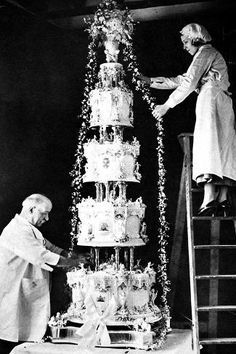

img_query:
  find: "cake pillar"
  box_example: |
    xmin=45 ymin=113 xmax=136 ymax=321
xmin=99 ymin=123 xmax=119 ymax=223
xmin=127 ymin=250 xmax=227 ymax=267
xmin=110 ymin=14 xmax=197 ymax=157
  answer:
xmin=90 ymin=248 xmax=94 ymax=265
xmin=95 ymin=248 xmax=100 ymax=271
xmin=130 ymin=247 xmax=134 ymax=271
xmin=124 ymin=248 xmax=129 ymax=269
xmin=95 ymin=183 xmax=100 ymax=201
xmin=105 ymin=182 xmax=109 ymax=201
xmin=115 ymin=247 xmax=120 ymax=269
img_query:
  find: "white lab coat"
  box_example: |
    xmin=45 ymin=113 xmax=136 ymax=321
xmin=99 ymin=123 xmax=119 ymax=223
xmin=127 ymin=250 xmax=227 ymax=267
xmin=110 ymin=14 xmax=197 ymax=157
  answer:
xmin=151 ymin=44 xmax=236 ymax=182
xmin=0 ymin=214 xmax=60 ymax=342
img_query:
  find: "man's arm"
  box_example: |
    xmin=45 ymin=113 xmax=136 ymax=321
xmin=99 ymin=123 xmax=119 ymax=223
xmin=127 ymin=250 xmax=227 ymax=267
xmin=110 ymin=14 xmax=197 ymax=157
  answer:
xmin=44 ymin=238 xmax=86 ymax=259
xmin=44 ymin=238 xmax=65 ymax=255
xmin=56 ymin=253 xmax=90 ymax=268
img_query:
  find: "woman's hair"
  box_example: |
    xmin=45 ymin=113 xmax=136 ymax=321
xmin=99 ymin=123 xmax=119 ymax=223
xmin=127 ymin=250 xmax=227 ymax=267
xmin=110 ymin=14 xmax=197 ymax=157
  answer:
xmin=180 ymin=23 xmax=212 ymax=45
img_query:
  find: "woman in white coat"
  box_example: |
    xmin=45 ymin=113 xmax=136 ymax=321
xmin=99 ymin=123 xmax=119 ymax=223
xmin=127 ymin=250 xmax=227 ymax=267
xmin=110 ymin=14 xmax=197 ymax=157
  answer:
xmin=140 ymin=23 xmax=236 ymax=216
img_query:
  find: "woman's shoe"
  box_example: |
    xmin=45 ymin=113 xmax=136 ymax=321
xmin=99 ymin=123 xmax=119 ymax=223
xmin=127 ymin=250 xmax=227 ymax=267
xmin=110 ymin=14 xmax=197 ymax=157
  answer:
xmin=217 ymin=200 xmax=231 ymax=217
xmin=198 ymin=200 xmax=218 ymax=216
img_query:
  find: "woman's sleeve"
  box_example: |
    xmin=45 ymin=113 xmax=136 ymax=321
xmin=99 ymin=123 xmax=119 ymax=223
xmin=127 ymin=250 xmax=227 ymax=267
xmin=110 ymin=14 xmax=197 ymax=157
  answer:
xmin=165 ymin=49 xmax=214 ymax=108
xmin=150 ymin=75 xmax=183 ymax=90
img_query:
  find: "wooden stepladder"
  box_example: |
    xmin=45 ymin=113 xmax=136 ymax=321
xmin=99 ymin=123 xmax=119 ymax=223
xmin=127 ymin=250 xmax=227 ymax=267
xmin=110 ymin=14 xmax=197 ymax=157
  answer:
xmin=169 ymin=133 xmax=236 ymax=354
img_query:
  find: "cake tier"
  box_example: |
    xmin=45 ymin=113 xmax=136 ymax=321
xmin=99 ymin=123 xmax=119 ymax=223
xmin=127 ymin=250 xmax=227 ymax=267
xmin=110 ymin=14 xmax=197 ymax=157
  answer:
xmin=89 ymin=86 xmax=133 ymax=127
xmin=99 ymin=63 xmax=124 ymax=88
xmin=76 ymin=197 xmax=146 ymax=244
xmin=89 ymin=63 xmax=133 ymax=128
xmin=66 ymin=264 xmax=161 ymax=325
xmin=83 ymin=138 xmax=141 ymax=183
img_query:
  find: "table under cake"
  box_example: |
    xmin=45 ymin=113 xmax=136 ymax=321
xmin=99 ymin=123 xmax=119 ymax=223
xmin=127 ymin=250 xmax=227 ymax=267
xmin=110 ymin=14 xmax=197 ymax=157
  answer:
xmin=10 ymin=329 xmax=194 ymax=354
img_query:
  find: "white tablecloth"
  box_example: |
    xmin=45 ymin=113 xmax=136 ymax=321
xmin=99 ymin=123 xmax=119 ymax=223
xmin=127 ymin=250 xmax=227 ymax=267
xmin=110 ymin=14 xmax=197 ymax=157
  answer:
xmin=10 ymin=329 xmax=195 ymax=354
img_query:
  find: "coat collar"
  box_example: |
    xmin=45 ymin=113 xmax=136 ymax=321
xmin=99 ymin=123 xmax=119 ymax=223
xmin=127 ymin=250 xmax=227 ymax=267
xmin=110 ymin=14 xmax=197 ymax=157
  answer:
xmin=14 ymin=214 xmax=44 ymax=240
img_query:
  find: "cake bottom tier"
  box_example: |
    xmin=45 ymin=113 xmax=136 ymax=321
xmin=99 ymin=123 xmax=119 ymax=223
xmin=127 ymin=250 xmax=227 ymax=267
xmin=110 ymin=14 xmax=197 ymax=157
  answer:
xmin=67 ymin=309 xmax=162 ymax=326
xmin=50 ymin=317 xmax=164 ymax=350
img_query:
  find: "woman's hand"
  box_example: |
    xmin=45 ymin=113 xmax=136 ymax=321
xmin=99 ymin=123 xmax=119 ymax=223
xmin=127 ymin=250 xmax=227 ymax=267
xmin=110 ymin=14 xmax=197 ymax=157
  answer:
xmin=152 ymin=104 xmax=170 ymax=119
xmin=137 ymin=74 xmax=151 ymax=85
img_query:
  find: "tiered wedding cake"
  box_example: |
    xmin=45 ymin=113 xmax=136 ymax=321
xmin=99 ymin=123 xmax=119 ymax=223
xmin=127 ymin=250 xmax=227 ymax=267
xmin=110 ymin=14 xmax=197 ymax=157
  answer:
xmin=61 ymin=1 xmax=164 ymax=349
xmin=66 ymin=60 xmax=161 ymax=326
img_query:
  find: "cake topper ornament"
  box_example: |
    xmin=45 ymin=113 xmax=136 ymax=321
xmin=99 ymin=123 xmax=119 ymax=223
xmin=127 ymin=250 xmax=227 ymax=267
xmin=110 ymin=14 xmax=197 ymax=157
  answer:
xmin=85 ymin=0 xmax=134 ymax=45
xmin=85 ymin=0 xmax=134 ymax=62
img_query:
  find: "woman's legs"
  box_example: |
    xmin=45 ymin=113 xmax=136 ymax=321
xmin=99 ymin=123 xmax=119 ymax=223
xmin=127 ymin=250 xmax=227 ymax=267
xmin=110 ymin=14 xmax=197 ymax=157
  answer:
xmin=199 ymin=183 xmax=230 ymax=216
xmin=217 ymin=185 xmax=228 ymax=203
xmin=200 ymin=182 xmax=216 ymax=208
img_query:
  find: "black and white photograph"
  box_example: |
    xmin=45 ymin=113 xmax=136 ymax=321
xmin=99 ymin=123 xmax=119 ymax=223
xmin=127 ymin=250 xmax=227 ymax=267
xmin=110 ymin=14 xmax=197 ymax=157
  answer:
xmin=0 ymin=1 xmax=236 ymax=353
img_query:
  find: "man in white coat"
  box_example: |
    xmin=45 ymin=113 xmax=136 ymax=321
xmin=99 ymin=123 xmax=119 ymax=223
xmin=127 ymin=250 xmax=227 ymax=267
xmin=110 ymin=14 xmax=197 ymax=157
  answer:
xmin=0 ymin=193 xmax=89 ymax=354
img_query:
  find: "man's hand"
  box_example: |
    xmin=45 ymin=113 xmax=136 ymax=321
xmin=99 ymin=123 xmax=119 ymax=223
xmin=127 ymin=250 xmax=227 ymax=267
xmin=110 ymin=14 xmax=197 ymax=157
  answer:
xmin=76 ymin=252 xmax=91 ymax=265
xmin=152 ymin=104 xmax=170 ymax=119
xmin=57 ymin=252 xmax=91 ymax=268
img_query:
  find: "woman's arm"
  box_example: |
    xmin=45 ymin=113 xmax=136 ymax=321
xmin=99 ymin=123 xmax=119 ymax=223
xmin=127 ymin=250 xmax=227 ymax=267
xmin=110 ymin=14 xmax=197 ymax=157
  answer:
xmin=150 ymin=75 xmax=183 ymax=90
xmin=165 ymin=47 xmax=214 ymax=108
xmin=138 ymin=74 xmax=182 ymax=89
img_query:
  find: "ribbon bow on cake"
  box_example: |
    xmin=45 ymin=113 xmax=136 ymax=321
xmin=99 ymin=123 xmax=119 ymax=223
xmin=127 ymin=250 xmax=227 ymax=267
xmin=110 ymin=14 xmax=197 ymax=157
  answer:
xmin=76 ymin=293 xmax=117 ymax=348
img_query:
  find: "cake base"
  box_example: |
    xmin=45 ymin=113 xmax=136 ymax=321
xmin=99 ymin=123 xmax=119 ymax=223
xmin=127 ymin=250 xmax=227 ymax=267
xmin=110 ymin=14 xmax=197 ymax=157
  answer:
xmin=50 ymin=318 xmax=163 ymax=350
xmin=52 ymin=330 xmax=154 ymax=349
xmin=77 ymin=239 xmax=146 ymax=247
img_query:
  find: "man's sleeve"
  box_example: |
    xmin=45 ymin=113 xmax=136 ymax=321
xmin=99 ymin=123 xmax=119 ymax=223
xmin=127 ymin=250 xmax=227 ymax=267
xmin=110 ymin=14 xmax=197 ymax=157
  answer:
xmin=44 ymin=238 xmax=64 ymax=255
xmin=0 ymin=226 xmax=60 ymax=271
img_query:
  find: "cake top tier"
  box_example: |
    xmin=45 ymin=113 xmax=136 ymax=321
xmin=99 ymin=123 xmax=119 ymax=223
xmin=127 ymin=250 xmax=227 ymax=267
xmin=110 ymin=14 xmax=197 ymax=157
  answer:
xmin=98 ymin=62 xmax=125 ymax=88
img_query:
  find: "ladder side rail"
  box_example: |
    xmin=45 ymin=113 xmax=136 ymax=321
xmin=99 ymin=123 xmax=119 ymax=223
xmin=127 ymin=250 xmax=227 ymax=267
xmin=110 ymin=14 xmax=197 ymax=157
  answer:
xmin=168 ymin=157 xmax=186 ymax=309
xmin=183 ymin=135 xmax=200 ymax=354
xmin=208 ymin=220 xmax=220 ymax=338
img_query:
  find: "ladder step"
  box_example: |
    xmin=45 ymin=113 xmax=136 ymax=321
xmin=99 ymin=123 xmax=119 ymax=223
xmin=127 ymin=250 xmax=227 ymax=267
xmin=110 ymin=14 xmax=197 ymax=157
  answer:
xmin=198 ymin=305 xmax=236 ymax=312
xmin=191 ymin=188 xmax=202 ymax=193
xmin=200 ymin=337 xmax=236 ymax=345
xmin=193 ymin=216 xmax=236 ymax=220
xmin=195 ymin=245 xmax=236 ymax=249
xmin=196 ymin=274 xmax=236 ymax=280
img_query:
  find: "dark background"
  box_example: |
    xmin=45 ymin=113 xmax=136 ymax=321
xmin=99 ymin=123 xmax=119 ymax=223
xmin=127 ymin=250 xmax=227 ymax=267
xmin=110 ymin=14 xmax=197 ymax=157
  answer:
xmin=0 ymin=1 xmax=236 ymax=350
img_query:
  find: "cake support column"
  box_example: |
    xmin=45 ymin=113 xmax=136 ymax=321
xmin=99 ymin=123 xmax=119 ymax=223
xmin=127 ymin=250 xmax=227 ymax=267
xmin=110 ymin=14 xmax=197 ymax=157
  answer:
xmin=95 ymin=248 xmax=100 ymax=270
xmin=115 ymin=247 xmax=120 ymax=269
xmin=90 ymin=248 xmax=94 ymax=265
xmin=95 ymin=183 xmax=100 ymax=201
xmin=124 ymin=248 xmax=129 ymax=269
xmin=130 ymin=247 xmax=134 ymax=270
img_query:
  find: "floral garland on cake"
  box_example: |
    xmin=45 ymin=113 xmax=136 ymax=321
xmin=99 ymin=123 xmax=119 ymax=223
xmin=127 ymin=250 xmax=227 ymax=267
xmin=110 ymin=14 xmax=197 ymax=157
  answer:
xmin=123 ymin=42 xmax=171 ymax=327
xmin=69 ymin=39 xmax=98 ymax=248
xmin=70 ymin=0 xmax=170 ymax=347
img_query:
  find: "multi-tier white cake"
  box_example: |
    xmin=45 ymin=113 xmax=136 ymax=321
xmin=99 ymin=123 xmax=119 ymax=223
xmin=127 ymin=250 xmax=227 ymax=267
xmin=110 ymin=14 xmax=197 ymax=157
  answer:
xmin=61 ymin=1 xmax=164 ymax=349
xmin=66 ymin=56 xmax=162 ymax=344
xmin=77 ymin=61 xmax=146 ymax=247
